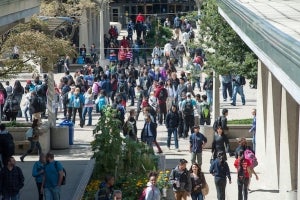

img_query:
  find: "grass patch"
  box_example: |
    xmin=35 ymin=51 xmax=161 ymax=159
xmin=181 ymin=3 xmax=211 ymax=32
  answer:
xmin=227 ymin=118 xmax=252 ymax=125
xmin=3 ymin=121 xmax=31 ymax=127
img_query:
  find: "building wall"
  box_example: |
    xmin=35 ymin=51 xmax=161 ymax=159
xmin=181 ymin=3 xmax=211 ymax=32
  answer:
xmin=0 ymin=0 xmax=41 ymax=27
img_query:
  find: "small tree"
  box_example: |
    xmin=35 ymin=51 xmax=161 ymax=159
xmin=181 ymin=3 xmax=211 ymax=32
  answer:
xmin=91 ymin=106 xmax=158 ymax=179
xmin=197 ymin=0 xmax=258 ymax=87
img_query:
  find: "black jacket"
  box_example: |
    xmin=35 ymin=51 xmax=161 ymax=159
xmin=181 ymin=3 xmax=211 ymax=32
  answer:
xmin=166 ymin=111 xmax=180 ymax=128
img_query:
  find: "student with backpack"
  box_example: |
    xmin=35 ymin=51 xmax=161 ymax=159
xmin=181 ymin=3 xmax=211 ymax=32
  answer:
xmin=200 ymin=95 xmax=211 ymax=125
xmin=234 ymin=150 xmax=258 ymax=200
xmin=3 ymin=93 xmax=20 ymax=121
xmin=203 ymin=72 xmax=213 ymax=106
xmin=231 ymin=74 xmax=246 ymax=106
xmin=180 ymin=92 xmax=196 ymax=138
xmin=42 ymin=152 xmax=65 ymax=199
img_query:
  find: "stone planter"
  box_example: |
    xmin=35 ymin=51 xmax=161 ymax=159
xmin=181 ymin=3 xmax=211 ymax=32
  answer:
xmin=200 ymin=124 xmax=252 ymax=151
xmin=6 ymin=123 xmax=51 ymax=155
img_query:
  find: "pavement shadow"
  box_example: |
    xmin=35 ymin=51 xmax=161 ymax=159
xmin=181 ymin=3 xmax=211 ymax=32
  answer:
xmin=249 ymin=189 xmax=279 ymax=193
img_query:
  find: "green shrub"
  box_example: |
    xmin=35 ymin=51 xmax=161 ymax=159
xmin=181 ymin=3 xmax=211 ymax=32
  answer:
xmin=227 ymin=118 xmax=252 ymax=124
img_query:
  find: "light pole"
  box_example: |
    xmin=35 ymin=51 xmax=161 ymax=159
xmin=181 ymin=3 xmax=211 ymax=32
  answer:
xmin=95 ymin=0 xmax=108 ymax=61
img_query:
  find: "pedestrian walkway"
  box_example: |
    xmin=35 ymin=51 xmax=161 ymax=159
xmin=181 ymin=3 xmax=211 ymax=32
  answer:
xmin=3 ymin=28 xmax=279 ymax=200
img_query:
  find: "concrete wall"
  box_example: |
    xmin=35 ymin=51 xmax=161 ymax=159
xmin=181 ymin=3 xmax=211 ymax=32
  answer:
xmin=0 ymin=0 xmax=41 ymax=27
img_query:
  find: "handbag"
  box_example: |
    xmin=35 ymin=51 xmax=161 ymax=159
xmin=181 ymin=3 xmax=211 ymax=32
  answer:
xmin=201 ymin=182 xmax=209 ymax=196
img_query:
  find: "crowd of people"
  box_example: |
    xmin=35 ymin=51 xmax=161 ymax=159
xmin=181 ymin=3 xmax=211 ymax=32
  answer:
xmin=0 ymin=12 xmax=257 ymax=200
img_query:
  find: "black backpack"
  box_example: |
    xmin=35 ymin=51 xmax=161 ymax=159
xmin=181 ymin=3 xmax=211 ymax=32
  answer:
xmin=158 ymin=88 xmax=167 ymax=101
xmin=118 ymin=81 xmax=126 ymax=93
xmin=183 ymin=100 xmax=193 ymax=116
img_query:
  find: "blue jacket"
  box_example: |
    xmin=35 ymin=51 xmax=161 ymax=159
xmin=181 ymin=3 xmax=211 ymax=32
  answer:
xmin=32 ymin=161 xmax=44 ymax=183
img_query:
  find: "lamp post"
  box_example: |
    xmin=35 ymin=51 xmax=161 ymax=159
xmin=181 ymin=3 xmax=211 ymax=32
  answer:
xmin=95 ymin=0 xmax=108 ymax=61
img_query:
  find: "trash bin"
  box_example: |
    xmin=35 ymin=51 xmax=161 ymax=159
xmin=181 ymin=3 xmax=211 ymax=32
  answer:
xmin=59 ymin=120 xmax=74 ymax=145
xmin=50 ymin=126 xmax=69 ymax=149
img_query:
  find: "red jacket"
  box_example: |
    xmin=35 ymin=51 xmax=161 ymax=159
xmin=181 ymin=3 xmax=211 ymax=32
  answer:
xmin=234 ymin=158 xmax=251 ymax=178
xmin=136 ymin=14 xmax=145 ymax=23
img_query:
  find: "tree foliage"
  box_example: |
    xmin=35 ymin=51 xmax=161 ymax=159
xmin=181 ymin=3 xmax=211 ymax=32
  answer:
xmin=197 ymin=0 xmax=258 ymax=87
xmin=91 ymin=106 xmax=158 ymax=179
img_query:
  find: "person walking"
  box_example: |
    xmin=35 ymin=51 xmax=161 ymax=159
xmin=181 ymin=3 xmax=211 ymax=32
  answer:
xmin=203 ymin=72 xmax=213 ymax=106
xmin=231 ymin=75 xmax=246 ymax=106
xmin=20 ymin=119 xmax=42 ymax=162
xmin=42 ymin=152 xmax=64 ymax=200
xmin=249 ymin=108 xmax=256 ymax=152
xmin=32 ymin=153 xmax=46 ymax=200
xmin=0 ymin=82 xmax=8 ymax=119
xmin=123 ymin=109 xmax=138 ymax=141
xmin=169 ymin=159 xmax=192 ymax=200
xmin=189 ymin=163 xmax=207 ymax=200
xmin=212 ymin=126 xmax=230 ymax=161
xmin=141 ymin=114 xmax=157 ymax=149
xmin=165 ymin=105 xmax=180 ymax=151
xmin=189 ymin=125 xmax=207 ymax=167
xmin=181 ymin=92 xmax=196 ymax=138
xmin=0 ymin=157 xmax=24 ymax=200
xmin=199 ymin=95 xmax=211 ymax=125
xmin=154 ymin=81 xmax=168 ymax=125
xmin=221 ymin=74 xmax=232 ymax=102
xmin=209 ymin=151 xmax=232 ymax=200
xmin=144 ymin=171 xmax=161 ymax=200
xmin=0 ymin=124 xmax=14 ymax=169
xmin=234 ymin=150 xmax=259 ymax=200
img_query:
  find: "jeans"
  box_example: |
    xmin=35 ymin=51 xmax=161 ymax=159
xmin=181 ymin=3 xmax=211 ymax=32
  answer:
xmin=133 ymin=52 xmax=140 ymax=65
xmin=232 ymin=85 xmax=245 ymax=105
xmin=191 ymin=192 xmax=203 ymax=200
xmin=174 ymin=191 xmax=188 ymax=200
xmin=252 ymin=132 xmax=256 ymax=152
xmin=192 ymin=77 xmax=201 ymax=90
xmin=72 ymin=107 xmax=83 ymax=126
xmin=191 ymin=152 xmax=202 ymax=166
xmin=23 ymin=140 xmax=42 ymax=157
xmin=167 ymin=128 xmax=179 ymax=149
xmin=238 ymin=178 xmax=249 ymax=200
xmin=215 ymin=177 xmax=227 ymax=200
xmin=206 ymin=89 xmax=213 ymax=105
xmin=44 ymin=186 xmax=61 ymax=200
xmin=82 ymin=106 xmax=93 ymax=125
xmin=24 ymin=106 xmax=32 ymax=122
xmin=222 ymin=82 xmax=232 ymax=100
xmin=2 ymin=193 xmax=20 ymax=200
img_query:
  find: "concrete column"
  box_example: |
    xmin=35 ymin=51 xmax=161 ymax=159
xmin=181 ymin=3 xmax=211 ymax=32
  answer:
xmin=99 ymin=9 xmax=105 ymax=61
xmin=47 ymin=71 xmax=55 ymax=127
xmin=79 ymin=9 xmax=88 ymax=47
xmin=105 ymin=2 xmax=110 ymax=35
xmin=256 ymin=60 xmax=268 ymax=170
xmin=212 ymin=71 xmax=220 ymax=121
xmin=264 ymin=71 xmax=281 ymax=189
xmin=280 ymin=88 xmax=298 ymax=199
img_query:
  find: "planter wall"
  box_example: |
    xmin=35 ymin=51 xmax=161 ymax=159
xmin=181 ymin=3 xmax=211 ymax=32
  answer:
xmin=201 ymin=125 xmax=252 ymax=151
xmin=6 ymin=123 xmax=50 ymax=155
